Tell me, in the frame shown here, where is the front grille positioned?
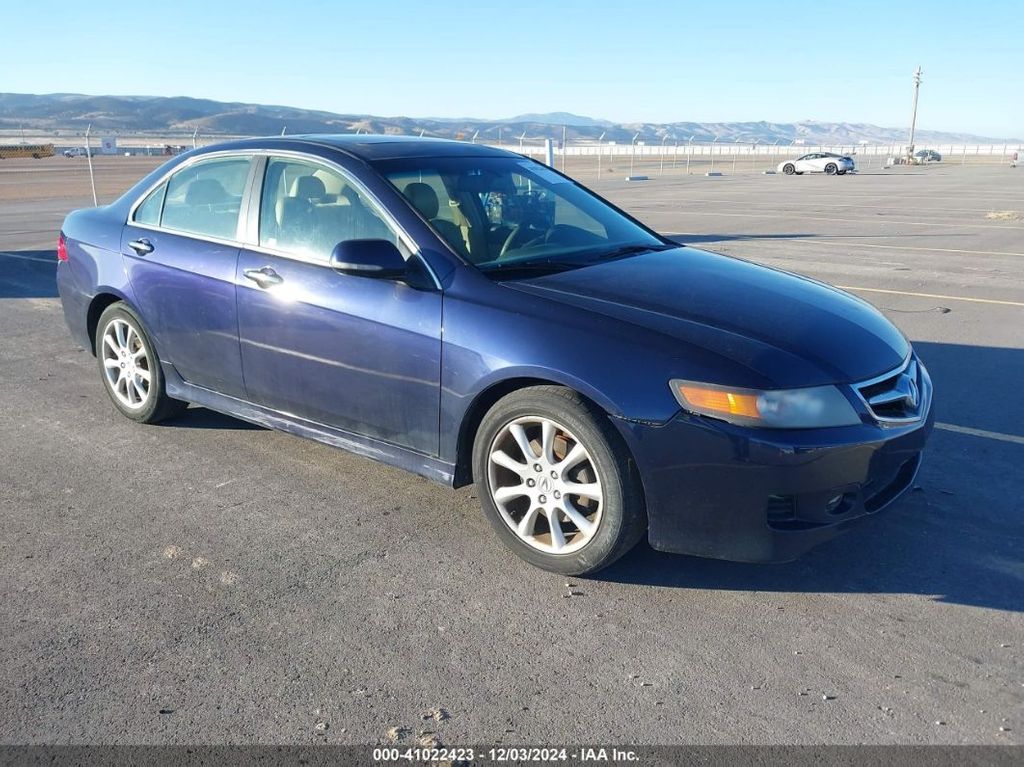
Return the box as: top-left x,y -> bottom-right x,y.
854,358 -> 924,424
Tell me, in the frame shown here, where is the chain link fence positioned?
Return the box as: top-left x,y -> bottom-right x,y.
495,138 -> 1023,179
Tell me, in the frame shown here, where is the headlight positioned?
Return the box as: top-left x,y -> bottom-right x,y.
670,379 -> 862,429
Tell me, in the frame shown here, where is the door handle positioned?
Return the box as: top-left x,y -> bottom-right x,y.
243,266 -> 284,289
128,238 -> 154,256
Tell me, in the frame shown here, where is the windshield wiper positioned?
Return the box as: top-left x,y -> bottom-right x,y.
586,243 -> 672,263
478,260 -> 585,279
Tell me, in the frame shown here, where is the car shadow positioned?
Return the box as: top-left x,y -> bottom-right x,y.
159,406 -> 265,431
0,249 -> 58,298
597,341 -> 1024,614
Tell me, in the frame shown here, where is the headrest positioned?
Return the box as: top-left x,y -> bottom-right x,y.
185,178 -> 227,206
404,182 -> 439,220
290,175 -> 326,201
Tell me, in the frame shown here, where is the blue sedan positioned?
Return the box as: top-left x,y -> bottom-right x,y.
56,135 -> 933,574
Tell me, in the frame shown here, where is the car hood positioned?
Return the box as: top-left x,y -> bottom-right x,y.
502,247 -> 909,388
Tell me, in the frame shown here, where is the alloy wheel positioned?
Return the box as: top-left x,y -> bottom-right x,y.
100,318 -> 151,409
487,416 -> 603,554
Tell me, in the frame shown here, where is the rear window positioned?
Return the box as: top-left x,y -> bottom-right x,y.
158,156 -> 251,240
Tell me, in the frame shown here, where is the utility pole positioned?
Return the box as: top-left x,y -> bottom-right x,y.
907,66 -> 923,162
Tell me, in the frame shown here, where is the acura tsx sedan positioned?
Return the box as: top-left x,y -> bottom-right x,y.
57,135 -> 933,574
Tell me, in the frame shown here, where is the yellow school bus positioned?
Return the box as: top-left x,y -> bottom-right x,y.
0,143 -> 55,159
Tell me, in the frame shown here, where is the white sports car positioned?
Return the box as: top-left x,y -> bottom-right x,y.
778,152 -> 855,176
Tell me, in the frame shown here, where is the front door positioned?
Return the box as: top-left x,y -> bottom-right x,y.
235,155 -> 442,455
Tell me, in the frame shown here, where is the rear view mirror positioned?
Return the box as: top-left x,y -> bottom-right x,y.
329,239 -> 406,279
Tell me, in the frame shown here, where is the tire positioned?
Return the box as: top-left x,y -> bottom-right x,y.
94,302 -> 187,424
825,163 -> 838,175
782,163 -> 795,175
472,385 -> 646,575
837,170 -> 847,175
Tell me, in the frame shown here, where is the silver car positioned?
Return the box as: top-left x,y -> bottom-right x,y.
778,152 -> 855,176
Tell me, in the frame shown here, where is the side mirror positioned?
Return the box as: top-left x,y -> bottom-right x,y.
329,239 -> 406,279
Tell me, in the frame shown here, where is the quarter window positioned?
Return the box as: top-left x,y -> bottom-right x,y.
133,183 -> 166,226
259,157 -> 398,262
160,156 -> 251,240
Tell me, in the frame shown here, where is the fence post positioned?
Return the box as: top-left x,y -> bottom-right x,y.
544,139 -> 554,168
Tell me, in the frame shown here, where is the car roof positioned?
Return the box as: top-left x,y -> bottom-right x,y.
190,134 -> 517,162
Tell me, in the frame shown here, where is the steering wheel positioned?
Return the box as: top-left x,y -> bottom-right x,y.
499,224 -> 546,259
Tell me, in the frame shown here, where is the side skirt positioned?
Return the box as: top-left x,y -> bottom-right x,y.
163,363 -> 455,486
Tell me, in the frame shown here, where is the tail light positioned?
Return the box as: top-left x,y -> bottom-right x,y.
57,232 -> 68,262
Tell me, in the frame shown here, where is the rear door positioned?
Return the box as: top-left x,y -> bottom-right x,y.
234,154 -> 442,455
122,154 -> 254,397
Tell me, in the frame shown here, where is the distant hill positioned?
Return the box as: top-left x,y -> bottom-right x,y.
0,93 -> 1018,144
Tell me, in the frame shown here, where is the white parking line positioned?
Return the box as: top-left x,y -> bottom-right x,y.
0,251 -> 55,263
677,198 -> 1022,216
0,252 -> 55,264
669,233 -> 1024,258
668,209 -> 1024,231
782,237 -> 1024,259
837,285 -> 1024,308
936,422 -> 1024,446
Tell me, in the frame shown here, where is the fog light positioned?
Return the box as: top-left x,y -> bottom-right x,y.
825,494 -> 845,512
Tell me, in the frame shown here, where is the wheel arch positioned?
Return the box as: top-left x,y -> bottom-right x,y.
86,291 -> 134,355
451,372 -> 632,489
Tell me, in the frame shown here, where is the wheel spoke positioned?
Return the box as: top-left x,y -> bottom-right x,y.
547,508 -> 566,550
490,449 -> 527,475
556,442 -> 587,473
132,378 -> 147,401
123,377 -> 136,404
563,481 -> 602,503
135,368 -> 151,383
559,499 -> 595,537
540,419 -> 556,463
493,484 -> 529,504
102,334 -> 120,355
103,357 -> 121,369
114,321 -> 127,349
517,506 -> 541,537
508,423 -> 537,462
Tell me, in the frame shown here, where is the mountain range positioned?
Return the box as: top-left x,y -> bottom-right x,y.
1,93 -> 1017,144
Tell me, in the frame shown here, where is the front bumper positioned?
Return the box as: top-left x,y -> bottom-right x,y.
615,399 -> 934,563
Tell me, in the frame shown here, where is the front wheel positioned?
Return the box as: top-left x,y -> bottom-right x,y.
825,163 -> 838,175
782,163 -> 795,175
473,386 -> 646,575
95,303 -> 187,423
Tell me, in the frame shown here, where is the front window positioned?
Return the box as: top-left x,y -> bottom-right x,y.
259,157 -> 398,262
376,156 -> 667,275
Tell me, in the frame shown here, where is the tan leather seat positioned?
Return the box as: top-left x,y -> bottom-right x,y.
403,182 -> 470,259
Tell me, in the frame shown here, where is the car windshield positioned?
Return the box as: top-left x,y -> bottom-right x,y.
375,155 -> 668,274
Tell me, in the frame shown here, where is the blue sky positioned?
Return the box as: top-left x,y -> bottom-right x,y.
4,0 -> 1022,136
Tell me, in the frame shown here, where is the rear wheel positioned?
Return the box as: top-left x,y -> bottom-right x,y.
473,386 -> 645,575
782,163 -> 795,175
825,162 -> 838,175
95,303 -> 187,424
